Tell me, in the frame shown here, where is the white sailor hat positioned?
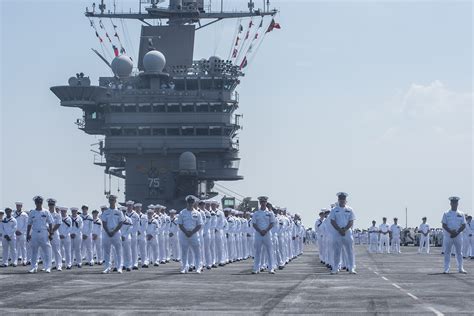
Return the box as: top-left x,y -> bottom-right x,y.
15,201 -> 23,205
126,200 -> 134,205
0,209 -> 4,214
100,205 -> 108,210
134,203 -> 142,207
33,195 -> 44,203
223,207 -> 232,212
147,208 -> 154,214
108,194 -> 117,200
70,207 -> 79,212
148,204 -> 155,209
449,196 -> 460,202
120,206 -> 127,211
154,204 -> 162,209
81,204 -> 89,209
59,207 -> 68,212
336,192 -> 348,198
169,209 -> 177,214
47,198 -> 57,205
185,195 -> 198,203
204,200 -> 211,205
210,200 -> 219,205
257,196 -> 268,202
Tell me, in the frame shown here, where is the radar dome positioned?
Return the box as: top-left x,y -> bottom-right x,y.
143,50 -> 166,73
111,55 -> 133,78
179,151 -> 197,171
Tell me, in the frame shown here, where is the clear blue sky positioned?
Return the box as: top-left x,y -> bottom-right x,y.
1,0 -> 472,228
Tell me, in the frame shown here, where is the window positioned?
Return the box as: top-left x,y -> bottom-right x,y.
187,79 -> 198,90
196,103 -> 209,112
110,105 -> 122,112
209,127 -> 222,136
124,104 -> 136,112
123,128 -> 137,136
196,128 -> 209,136
138,127 -> 151,136
224,128 -> 233,136
152,103 -> 165,112
181,103 -> 194,112
138,103 -> 151,112
110,128 -> 122,136
167,128 -> 180,136
209,103 -> 223,112
181,127 -> 194,136
152,128 -> 166,136
167,103 -> 180,112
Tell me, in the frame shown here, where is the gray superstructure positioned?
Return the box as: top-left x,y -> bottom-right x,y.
51,0 -> 276,208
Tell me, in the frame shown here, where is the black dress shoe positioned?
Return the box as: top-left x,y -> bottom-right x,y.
126,268 -> 131,272
113,268 -> 118,272
142,264 -> 149,268
132,266 -> 139,270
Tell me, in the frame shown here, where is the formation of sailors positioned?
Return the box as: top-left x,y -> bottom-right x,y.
0,194 -> 306,274
313,195 -> 472,274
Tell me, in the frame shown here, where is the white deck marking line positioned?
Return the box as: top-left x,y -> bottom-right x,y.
381,276 -> 388,281
407,293 -> 419,300
373,271 -> 379,275
392,283 -> 401,289
426,306 -> 444,316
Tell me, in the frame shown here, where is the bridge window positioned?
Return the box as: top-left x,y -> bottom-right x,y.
196,103 -> 209,112
181,103 -> 194,112
124,104 -> 136,112
152,128 -> 166,136
167,128 -> 180,136
209,127 -> 222,136
196,128 -> 209,136
152,103 -> 165,112
138,127 -> 151,136
123,128 -> 137,136
110,104 -> 122,112
110,127 -> 122,136
167,103 -> 180,112
138,103 -> 151,112
181,126 -> 194,136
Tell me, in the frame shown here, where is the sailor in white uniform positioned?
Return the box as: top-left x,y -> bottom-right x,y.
125,201 -> 140,269
418,217 -> 430,254
101,195 -> 125,274
58,207 -> 72,269
47,199 -> 62,270
13,202 -> 28,266
442,196 -> 467,274
463,215 -> 473,259
70,207 -> 83,268
1,208 -> 17,267
378,217 -> 390,254
80,205 -> 94,265
252,196 -> 275,274
368,221 -> 379,253
27,196 -> 53,273
91,209 -> 103,264
329,192 -> 356,275
390,218 -> 402,254
177,195 -> 203,274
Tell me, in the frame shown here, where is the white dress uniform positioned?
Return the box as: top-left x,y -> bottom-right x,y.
59,215 -> 72,268
368,225 -> 379,253
125,210 -> 140,268
164,214 -> 172,262
92,217 -> 103,263
121,215 -> 133,269
169,215 -> 181,261
203,210 -> 213,268
50,211 -> 63,269
418,223 -> 430,254
70,215 -> 83,266
214,208 -> 226,265
390,223 -> 401,254
14,210 -> 28,264
80,213 -> 94,265
209,211 -> 217,265
442,209 -> 467,273
328,205 -> 356,274
252,208 -> 275,273
157,214 -> 166,263
28,209 -> 53,271
378,223 -> 390,254
137,211 -> 148,265
146,216 -> 159,266
177,208 -> 203,272
463,219 -> 473,258
315,217 -> 325,262
101,207 -> 125,272
2,216 -> 17,266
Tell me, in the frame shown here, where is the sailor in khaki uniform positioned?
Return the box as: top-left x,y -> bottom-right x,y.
27,196 -> 53,273
442,196 -> 467,274
2,208 -> 17,267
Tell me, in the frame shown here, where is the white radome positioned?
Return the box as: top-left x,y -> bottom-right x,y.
111,55 -> 133,77
143,50 -> 166,73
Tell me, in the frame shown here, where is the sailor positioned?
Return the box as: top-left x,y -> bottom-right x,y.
329,192 -> 356,274
417,217 -> 430,254
270,205 -> 283,270
368,220 -> 378,253
80,205 -> 94,266
136,203 -> 148,268
169,209 -> 181,262
378,217 -> 390,254
442,196 -> 467,274
58,207 -> 72,269
315,210 -> 325,263
145,208 -> 159,267
70,207 -> 83,268
2,208 -> 18,267
212,200 -> 226,266
13,202 -> 28,266
252,196 -> 275,274
177,195 -> 203,274
120,208 -> 133,271
390,218 -> 402,254
91,209 -> 103,265
161,206 -> 171,263
101,195 -> 125,274
462,215 -> 473,259
125,201 -> 140,269
27,196 -> 53,273
47,199 -> 62,270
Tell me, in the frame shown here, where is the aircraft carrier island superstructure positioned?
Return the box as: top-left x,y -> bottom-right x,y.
51,0 -> 277,208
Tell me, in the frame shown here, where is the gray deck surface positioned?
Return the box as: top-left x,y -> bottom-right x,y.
0,245 -> 472,315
